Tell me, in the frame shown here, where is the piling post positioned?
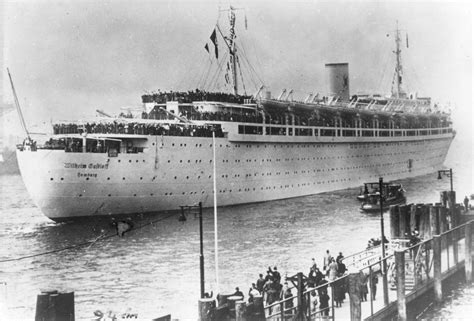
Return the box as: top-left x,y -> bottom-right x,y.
410,204 -> 417,234
465,222 -> 473,284
390,206 -> 399,239
439,207 -> 448,234
429,206 -> 438,237
35,291 -> 74,321
198,298 -> 215,321
453,225 -> 459,265
433,235 -> 443,302
399,205 -> 408,237
252,295 -> 264,320
35,293 -> 51,321
395,250 -> 407,321
235,300 -> 246,321
347,272 -> 362,321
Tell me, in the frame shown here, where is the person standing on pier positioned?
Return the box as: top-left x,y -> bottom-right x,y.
328,258 -> 338,281
323,250 -> 333,271
319,290 -> 330,316
256,274 -> 265,293
360,272 -> 369,302
464,196 -> 469,211
370,272 -> 378,300
271,266 -> 281,284
311,258 -> 318,271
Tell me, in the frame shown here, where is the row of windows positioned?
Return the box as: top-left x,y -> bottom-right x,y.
51,159 -> 413,183
72,170 -> 421,198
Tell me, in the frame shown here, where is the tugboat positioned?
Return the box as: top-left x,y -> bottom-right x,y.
360,182 -> 406,213
357,182 -> 381,202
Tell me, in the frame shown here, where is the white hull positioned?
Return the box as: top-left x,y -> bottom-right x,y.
17,131 -> 453,221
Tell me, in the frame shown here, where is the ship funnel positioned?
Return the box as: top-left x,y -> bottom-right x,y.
325,63 -> 350,101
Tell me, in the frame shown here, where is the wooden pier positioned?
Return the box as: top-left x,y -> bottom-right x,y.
198,199 -> 474,321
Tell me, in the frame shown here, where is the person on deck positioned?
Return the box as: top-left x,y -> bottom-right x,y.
464,196 -> 469,212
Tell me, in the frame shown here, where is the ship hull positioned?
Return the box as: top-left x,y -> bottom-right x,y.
17,133 -> 454,221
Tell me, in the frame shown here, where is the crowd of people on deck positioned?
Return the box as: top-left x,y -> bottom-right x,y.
52,122 -> 224,138
141,89 -> 254,104
217,249 -> 381,318
143,107 -> 264,124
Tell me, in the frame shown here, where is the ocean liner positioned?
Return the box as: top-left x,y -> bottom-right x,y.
15,8 -> 454,221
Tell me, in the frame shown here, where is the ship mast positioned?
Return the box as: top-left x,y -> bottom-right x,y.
228,8 -> 238,95
392,21 -> 405,99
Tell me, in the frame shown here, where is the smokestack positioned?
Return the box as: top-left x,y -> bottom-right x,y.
325,63 -> 350,101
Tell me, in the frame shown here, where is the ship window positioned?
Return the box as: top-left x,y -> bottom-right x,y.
60,178 -> 64,181
108,194 -> 111,197
86,177 -> 89,180
140,177 -> 143,180
50,178 -> 53,181
129,160 -> 132,163
118,160 -> 121,162
107,177 -> 110,180
122,177 -> 125,180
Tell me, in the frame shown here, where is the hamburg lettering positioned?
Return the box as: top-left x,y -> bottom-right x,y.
78,172 -> 98,178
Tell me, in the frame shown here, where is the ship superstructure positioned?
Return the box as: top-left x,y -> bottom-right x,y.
15,9 -> 454,221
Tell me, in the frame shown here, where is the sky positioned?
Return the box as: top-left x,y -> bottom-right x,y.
0,0 -> 472,142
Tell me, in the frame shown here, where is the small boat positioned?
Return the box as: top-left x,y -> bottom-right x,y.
357,182 -> 382,202
360,183 -> 406,213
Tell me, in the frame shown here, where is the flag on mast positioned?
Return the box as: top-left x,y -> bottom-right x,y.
210,28 -> 218,59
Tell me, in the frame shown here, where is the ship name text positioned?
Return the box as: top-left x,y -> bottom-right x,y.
64,162 -> 109,169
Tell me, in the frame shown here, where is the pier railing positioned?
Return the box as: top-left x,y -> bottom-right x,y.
261,220 -> 473,321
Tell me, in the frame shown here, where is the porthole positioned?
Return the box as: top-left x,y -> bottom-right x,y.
50,178 -> 53,181
108,194 -> 111,197
122,177 -> 125,180
60,178 -> 64,181
107,177 -> 110,180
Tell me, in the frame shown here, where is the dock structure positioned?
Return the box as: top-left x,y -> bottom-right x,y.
199,199 -> 473,321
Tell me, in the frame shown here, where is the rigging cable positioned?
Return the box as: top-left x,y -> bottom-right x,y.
205,51 -> 229,91
236,56 -> 247,95
235,43 -> 265,86
0,212 -> 177,264
197,55 -> 215,89
237,38 -> 265,87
